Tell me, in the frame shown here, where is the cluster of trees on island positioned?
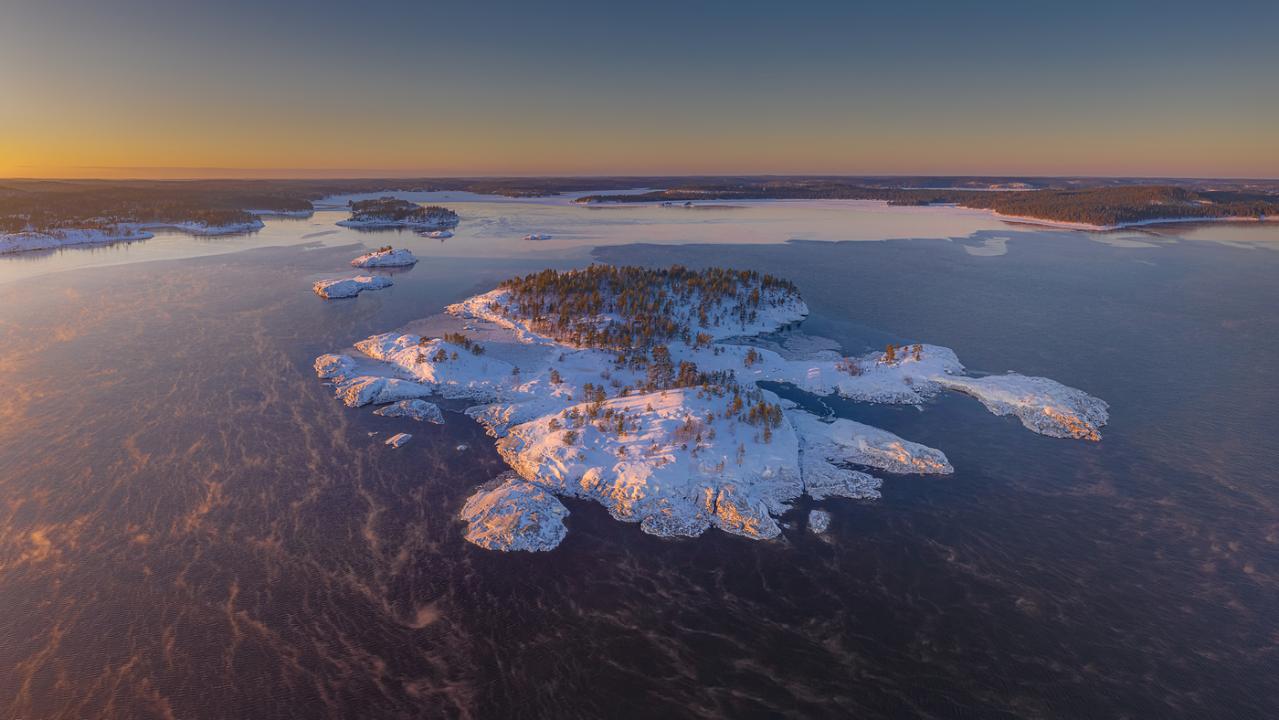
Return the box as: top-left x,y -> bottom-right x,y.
493,265 -> 800,351
480,266 -> 803,453
553,363 -> 788,457
413,332 -> 485,365
347,197 -> 458,224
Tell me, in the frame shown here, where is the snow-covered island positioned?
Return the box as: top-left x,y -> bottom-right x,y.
351,246 -> 418,268
315,266 -> 1108,551
374,399 -> 444,423
337,197 -> 460,230
313,275 -> 393,299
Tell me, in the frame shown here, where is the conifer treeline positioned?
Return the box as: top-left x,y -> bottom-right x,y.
495,265 -> 799,351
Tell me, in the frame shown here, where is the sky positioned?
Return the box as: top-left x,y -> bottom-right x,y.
1,0 -> 1276,179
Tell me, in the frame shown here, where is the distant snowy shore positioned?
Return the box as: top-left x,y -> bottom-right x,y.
992,212 -> 1276,231
0,218 -> 265,255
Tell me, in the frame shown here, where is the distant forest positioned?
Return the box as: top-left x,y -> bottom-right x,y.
2,176 -> 1276,232
577,182 -> 1279,227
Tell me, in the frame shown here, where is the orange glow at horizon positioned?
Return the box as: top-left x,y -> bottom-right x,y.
4,126 -> 1277,180
2,0 -> 1276,181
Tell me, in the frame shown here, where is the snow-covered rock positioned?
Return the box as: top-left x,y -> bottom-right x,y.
244,208 -> 313,218
459,474 -> 570,551
495,387 -> 799,541
313,275 -> 393,299
935,373 -> 1109,440
333,376 -> 435,408
808,509 -> 831,534
426,230 -> 453,238
385,432 -> 412,448
788,412 -> 953,476
352,332 -> 515,399
374,399 -> 444,423
314,353 -> 355,380
351,248 -> 417,268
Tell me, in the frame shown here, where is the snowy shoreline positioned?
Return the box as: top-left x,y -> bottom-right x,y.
990,212 -> 1276,231
576,193 -> 1274,232
315,267 -> 1109,552
0,218 -> 265,255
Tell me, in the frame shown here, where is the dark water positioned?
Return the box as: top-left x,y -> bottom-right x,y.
1,229 -> 1276,718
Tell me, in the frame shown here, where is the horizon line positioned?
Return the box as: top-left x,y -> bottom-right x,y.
5,171 -> 1277,183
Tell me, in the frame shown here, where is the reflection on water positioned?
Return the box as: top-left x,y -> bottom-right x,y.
0,207 -> 1277,718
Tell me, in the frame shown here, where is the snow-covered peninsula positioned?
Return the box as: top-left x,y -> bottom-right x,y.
315,266 -> 1108,551
0,226 -> 154,254
0,218 -> 265,255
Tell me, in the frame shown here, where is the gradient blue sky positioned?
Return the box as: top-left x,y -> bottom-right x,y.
2,0 -> 1276,178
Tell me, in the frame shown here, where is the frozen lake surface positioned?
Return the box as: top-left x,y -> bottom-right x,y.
1,196 -> 1277,718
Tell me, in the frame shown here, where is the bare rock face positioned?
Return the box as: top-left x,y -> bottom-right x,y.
314,353 -> 355,380
492,388 -> 802,541
460,475 -> 570,552
333,376 -> 435,408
